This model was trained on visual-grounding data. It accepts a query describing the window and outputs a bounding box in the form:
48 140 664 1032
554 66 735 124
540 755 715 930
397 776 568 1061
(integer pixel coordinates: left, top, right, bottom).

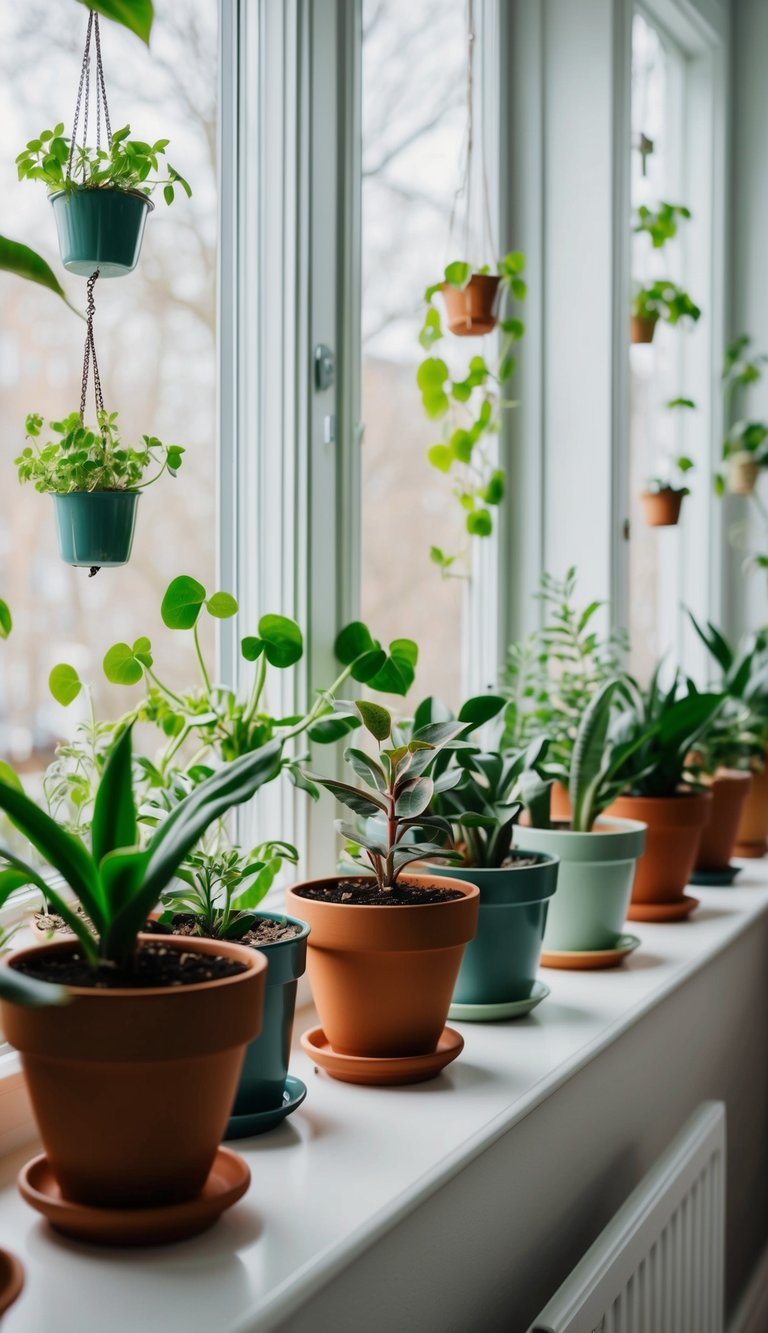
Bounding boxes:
359 0 470 709
0 1 217 779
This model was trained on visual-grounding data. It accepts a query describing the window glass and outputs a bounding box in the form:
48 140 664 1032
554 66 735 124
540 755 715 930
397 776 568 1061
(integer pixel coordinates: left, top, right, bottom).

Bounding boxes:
360 0 468 709
0 1 217 781
628 12 688 680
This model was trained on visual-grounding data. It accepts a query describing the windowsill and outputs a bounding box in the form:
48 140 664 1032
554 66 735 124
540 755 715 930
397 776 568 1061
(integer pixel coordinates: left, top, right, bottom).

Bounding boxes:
0 869 766 1330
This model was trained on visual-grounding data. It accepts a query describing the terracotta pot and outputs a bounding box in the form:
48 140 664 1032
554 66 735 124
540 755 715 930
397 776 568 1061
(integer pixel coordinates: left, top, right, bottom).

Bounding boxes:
441 274 500 336
550 782 572 822
630 314 658 344
605 790 712 906
735 753 768 856
640 489 684 527
696 770 753 870
0 1249 23 1323
727 452 760 496
286 874 479 1058
0 934 267 1208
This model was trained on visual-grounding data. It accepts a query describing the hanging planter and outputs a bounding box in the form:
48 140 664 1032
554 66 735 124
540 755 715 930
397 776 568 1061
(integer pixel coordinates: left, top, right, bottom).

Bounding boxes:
15 273 184 574
441 271 501 336
16 9 190 278
630 280 700 344
640 488 684 526
630 313 658 344
726 449 761 495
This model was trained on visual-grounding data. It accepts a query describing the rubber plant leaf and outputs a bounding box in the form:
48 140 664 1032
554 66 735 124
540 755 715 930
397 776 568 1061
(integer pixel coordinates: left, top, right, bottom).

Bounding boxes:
0 235 81 316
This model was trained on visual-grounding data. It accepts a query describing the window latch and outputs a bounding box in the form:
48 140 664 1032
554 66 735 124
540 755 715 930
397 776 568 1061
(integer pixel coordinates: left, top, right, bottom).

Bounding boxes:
314 344 335 391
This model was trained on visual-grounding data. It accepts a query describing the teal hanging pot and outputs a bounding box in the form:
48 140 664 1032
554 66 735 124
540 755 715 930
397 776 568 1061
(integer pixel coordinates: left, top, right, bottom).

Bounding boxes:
427 853 559 1005
52 491 140 569
515 819 646 951
50 187 153 277
226 912 310 1134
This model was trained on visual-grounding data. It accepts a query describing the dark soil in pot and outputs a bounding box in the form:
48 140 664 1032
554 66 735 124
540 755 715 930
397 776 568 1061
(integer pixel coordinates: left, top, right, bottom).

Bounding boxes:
294 878 464 906
13 940 247 989
154 912 304 946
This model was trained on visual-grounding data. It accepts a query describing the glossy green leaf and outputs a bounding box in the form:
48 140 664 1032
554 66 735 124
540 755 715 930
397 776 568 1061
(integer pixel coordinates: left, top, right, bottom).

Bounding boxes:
91 727 137 867
0 601 11 640
161 575 206 629
395 775 434 818
257 615 303 667
335 621 376 665
77 0 154 44
49 663 82 707
0 234 80 316
457 694 506 727
206 591 238 619
103 641 149 686
356 700 391 742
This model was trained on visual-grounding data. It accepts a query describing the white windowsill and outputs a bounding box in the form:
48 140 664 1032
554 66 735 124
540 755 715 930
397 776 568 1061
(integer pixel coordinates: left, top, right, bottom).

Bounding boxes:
0 869 766 1331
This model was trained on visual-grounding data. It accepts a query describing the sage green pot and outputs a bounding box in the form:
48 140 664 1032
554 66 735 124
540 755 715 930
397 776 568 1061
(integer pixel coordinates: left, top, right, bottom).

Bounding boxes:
515 819 647 952
427 853 559 1004
225 912 310 1134
52 491 140 568
50 187 153 277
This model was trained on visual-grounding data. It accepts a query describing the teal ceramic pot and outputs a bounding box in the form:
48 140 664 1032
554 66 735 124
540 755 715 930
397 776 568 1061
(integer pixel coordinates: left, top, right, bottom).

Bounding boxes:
426 853 559 1004
227 913 310 1128
515 819 647 952
50 187 153 277
52 491 140 568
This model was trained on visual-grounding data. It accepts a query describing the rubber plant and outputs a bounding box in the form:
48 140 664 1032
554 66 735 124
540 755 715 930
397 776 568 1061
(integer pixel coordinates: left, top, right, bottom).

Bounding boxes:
285 701 480 1079
603 668 724 918
16 10 190 278
417 253 526 571
0 728 283 1214
513 680 650 955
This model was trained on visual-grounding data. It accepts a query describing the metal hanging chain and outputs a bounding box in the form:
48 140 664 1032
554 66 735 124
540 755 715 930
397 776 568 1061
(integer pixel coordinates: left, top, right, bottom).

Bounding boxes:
447 0 497 265
67 9 113 182
79 269 106 426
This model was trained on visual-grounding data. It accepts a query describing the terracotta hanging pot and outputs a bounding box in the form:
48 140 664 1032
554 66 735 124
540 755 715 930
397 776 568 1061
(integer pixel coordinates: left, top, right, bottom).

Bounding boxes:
630 314 658 344
605 790 712 915
695 769 753 871
286 874 479 1058
640 489 684 527
441 274 500 336
726 451 760 496
735 750 768 856
0 934 267 1209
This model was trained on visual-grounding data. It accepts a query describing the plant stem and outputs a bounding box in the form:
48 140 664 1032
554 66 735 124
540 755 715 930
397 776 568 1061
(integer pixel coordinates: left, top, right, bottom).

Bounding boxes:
242 654 267 726
146 667 186 710
193 624 212 693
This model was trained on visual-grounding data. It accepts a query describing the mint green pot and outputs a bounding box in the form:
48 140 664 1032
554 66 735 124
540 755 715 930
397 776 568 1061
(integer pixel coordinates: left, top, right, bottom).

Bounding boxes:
50 187 153 277
52 492 139 568
427 853 559 1004
226 913 310 1131
515 819 647 952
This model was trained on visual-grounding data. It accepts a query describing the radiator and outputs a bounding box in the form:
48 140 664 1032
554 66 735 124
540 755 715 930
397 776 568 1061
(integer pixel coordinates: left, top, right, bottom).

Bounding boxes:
529 1101 726 1333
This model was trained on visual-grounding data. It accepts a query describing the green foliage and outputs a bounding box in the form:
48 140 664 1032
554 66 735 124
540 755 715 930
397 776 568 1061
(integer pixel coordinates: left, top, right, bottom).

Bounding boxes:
646 454 695 496
632 279 701 327
723 420 768 463
16 124 190 205
49 663 83 706
688 613 768 760
607 670 724 799
79 0 154 45
0 234 81 316
0 728 283 967
159 842 299 940
0 601 11 640
306 702 462 890
16 411 184 495
634 201 691 248
418 252 527 561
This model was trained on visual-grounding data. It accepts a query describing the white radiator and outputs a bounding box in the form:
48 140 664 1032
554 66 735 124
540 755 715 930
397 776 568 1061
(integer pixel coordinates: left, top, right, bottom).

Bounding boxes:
529 1101 726 1333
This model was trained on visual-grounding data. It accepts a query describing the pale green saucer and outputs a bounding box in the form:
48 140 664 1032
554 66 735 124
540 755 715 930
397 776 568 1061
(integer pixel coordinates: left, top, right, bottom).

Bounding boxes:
448 980 550 1023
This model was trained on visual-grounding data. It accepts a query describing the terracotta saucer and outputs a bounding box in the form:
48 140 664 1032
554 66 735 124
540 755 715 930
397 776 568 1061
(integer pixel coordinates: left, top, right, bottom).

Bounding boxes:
540 934 641 971
0 1248 24 1320
449 981 550 1022
627 894 699 923
301 1025 464 1086
225 1075 307 1141
19 1147 250 1247
690 866 741 887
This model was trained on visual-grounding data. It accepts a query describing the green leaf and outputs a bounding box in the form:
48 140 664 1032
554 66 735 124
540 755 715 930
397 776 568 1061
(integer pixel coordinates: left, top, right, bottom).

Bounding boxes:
241 636 264 662
413 697 453 731
428 444 453 473
307 713 360 744
466 508 493 537
0 600 11 639
0 235 81 317
49 663 82 706
345 746 387 791
206 591 238 619
482 470 505 505
395 776 434 817
366 639 418 696
0 962 69 1008
77 0 154 44
91 727 137 867
449 429 474 463
335 621 376 665
356 700 391 742
257 615 303 668
457 694 506 727
309 776 386 817
161 575 206 629
0 783 105 934
103 641 149 686
444 260 471 288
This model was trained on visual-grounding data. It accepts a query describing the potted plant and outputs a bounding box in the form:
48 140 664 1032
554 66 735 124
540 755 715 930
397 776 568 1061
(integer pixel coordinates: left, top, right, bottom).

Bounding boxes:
603 669 723 919
641 457 694 527
719 421 768 495
630 279 701 344
17 122 191 277
426 725 559 1016
16 410 183 572
687 707 757 882
156 843 311 1137
514 681 647 962
689 613 768 857
633 201 692 250
422 253 527 338
0 728 282 1228
418 253 526 566
285 702 480 1083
